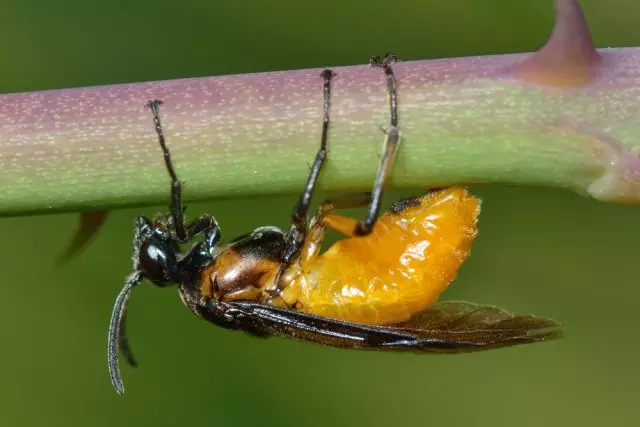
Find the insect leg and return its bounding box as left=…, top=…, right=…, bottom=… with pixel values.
left=184, top=215, right=220, bottom=250
left=354, top=52, right=401, bottom=236
left=308, top=193, right=370, bottom=237
left=286, top=53, right=400, bottom=240
left=146, top=100, right=221, bottom=250
left=290, top=69, right=335, bottom=235
left=291, top=193, right=370, bottom=270
left=271, top=69, right=335, bottom=293
left=146, top=100, right=187, bottom=239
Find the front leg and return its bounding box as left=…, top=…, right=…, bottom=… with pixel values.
left=146, top=100, right=222, bottom=252
left=185, top=214, right=221, bottom=252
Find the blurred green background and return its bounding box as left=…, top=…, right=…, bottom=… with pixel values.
left=1, top=0, right=639, bottom=426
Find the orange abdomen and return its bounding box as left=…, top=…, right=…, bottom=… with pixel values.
left=291, top=187, right=480, bottom=325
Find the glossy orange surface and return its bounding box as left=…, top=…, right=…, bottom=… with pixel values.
left=281, top=187, right=480, bottom=324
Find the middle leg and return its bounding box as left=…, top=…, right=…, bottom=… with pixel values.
left=271, top=69, right=336, bottom=293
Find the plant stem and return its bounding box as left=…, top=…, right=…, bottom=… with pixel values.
left=1, top=0, right=639, bottom=216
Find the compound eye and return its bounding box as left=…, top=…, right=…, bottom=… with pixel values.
left=139, top=240, right=177, bottom=285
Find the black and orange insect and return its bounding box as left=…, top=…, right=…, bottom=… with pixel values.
left=108, top=53, right=561, bottom=394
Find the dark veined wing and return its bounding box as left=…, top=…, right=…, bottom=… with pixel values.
left=225, top=300, right=562, bottom=353
left=392, top=301, right=563, bottom=352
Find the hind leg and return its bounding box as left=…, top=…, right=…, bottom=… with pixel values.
left=297, top=52, right=403, bottom=240
left=294, top=193, right=373, bottom=271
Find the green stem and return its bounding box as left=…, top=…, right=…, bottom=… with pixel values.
left=2, top=31, right=640, bottom=214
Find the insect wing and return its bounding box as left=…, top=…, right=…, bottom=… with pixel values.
left=392, top=300, right=562, bottom=352
left=225, top=300, right=562, bottom=353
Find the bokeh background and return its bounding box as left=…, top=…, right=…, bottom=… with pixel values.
left=1, top=0, right=639, bottom=426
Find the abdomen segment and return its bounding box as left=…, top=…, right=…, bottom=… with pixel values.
left=290, top=187, right=480, bottom=325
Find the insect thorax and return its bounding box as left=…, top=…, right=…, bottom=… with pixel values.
left=195, top=226, right=286, bottom=302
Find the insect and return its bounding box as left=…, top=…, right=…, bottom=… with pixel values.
left=108, top=53, right=562, bottom=394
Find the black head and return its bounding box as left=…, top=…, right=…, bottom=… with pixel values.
left=107, top=215, right=216, bottom=394
left=107, top=216, right=180, bottom=394
left=135, top=216, right=181, bottom=286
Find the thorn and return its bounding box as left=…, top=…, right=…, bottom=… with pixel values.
left=508, top=0, right=602, bottom=86
left=57, top=210, right=109, bottom=264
